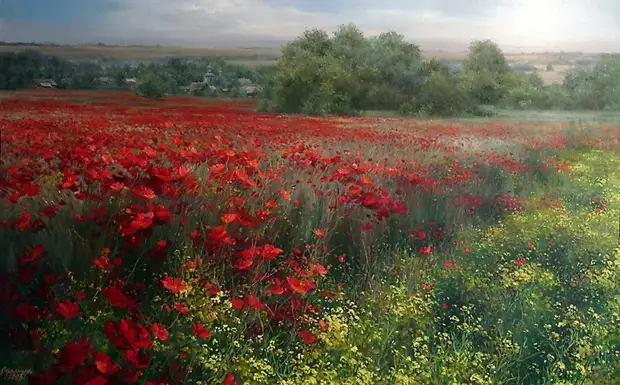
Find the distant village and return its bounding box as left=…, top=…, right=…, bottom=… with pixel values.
left=10, top=52, right=270, bottom=97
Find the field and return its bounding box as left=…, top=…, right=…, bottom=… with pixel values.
left=1, top=90, right=619, bottom=385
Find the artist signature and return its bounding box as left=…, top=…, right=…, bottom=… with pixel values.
left=0, top=367, right=32, bottom=381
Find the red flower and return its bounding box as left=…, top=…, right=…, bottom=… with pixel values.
left=119, top=319, right=152, bottom=350
left=58, top=338, right=92, bottom=371
left=174, top=303, right=188, bottom=315
left=93, top=351, right=121, bottom=376
left=318, top=320, right=329, bottom=331
left=312, top=229, right=326, bottom=238
left=246, top=294, right=265, bottom=310
left=85, top=377, right=108, bottom=385
left=280, top=189, right=291, bottom=201
left=418, top=245, right=433, bottom=255
left=56, top=300, right=81, bottom=319
left=161, top=276, right=186, bottom=294
left=514, top=256, right=527, bottom=267
left=269, top=284, right=284, bottom=295
left=286, top=276, right=315, bottom=295
left=123, top=348, right=151, bottom=369
left=231, top=298, right=245, bottom=310
left=261, top=244, right=284, bottom=260
left=297, top=329, right=318, bottom=344
left=221, top=213, right=237, bottom=224
left=150, top=323, right=169, bottom=342
left=94, top=256, right=112, bottom=270
left=103, top=287, right=136, bottom=309
left=224, top=373, right=239, bottom=385
left=131, top=186, right=156, bottom=200
left=191, top=323, right=211, bottom=339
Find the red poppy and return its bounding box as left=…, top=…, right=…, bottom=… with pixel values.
left=56, top=300, right=81, bottom=319
left=297, top=329, right=318, bottom=344
left=192, top=322, right=211, bottom=339
left=103, top=287, right=136, bottom=309
left=286, top=276, right=315, bottom=295
left=261, top=244, right=284, bottom=260
left=224, top=373, right=239, bottom=385
left=269, top=284, right=284, bottom=295
left=280, top=189, right=291, bottom=201
left=161, top=276, right=186, bottom=294
left=93, top=351, right=121, bottom=376
left=131, top=186, right=156, bottom=200
left=246, top=294, right=265, bottom=310
left=231, top=298, right=245, bottom=310
left=318, top=320, right=329, bottom=331
left=312, top=229, right=326, bottom=238
left=221, top=213, right=237, bottom=224
left=150, top=323, right=169, bottom=342
left=174, top=303, right=188, bottom=315
left=85, top=376, right=108, bottom=385
left=58, top=338, right=92, bottom=371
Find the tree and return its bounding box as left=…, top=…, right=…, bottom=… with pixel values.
left=402, top=61, right=471, bottom=116
left=133, top=72, right=167, bottom=99
left=264, top=24, right=425, bottom=114
left=465, top=40, right=510, bottom=104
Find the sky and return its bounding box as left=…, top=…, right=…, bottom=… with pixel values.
left=1, top=0, right=620, bottom=52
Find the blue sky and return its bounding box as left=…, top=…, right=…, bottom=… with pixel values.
left=1, top=0, right=620, bottom=51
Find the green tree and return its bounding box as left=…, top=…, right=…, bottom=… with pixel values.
left=465, top=40, right=510, bottom=104
left=133, top=72, right=167, bottom=99
left=264, top=24, right=425, bottom=114
left=402, top=61, right=470, bottom=116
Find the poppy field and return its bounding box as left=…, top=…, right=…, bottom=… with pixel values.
left=1, top=91, right=619, bottom=385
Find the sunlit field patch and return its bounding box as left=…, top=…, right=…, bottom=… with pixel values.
left=0, top=92, right=619, bottom=385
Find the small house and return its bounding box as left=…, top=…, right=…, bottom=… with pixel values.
left=33, top=79, right=57, bottom=89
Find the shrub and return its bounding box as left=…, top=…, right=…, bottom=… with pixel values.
left=132, top=72, right=167, bottom=99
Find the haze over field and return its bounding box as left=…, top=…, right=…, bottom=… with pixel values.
left=1, top=0, right=620, bottom=52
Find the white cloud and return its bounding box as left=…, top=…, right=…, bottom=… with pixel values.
left=98, top=0, right=333, bottom=44
left=2, top=0, right=620, bottom=51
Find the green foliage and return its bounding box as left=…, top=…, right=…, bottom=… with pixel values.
left=561, top=55, right=620, bottom=110
left=464, top=40, right=511, bottom=104
left=402, top=65, right=471, bottom=116
left=264, top=24, right=426, bottom=115
left=132, top=72, right=167, bottom=99
left=500, top=72, right=569, bottom=110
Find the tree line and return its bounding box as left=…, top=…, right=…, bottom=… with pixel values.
left=260, top=24, right=620, bottom=116
left=4, top=25, right=620, bottom=116
left=0, top=49, right=273, bottom=97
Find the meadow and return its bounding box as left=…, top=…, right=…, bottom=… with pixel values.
left=0, top=91, right=619, bottom=385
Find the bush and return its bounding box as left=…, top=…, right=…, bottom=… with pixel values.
left=264, top=24, right=425, bottom=115
left=132, top=72, right=167, bottom=99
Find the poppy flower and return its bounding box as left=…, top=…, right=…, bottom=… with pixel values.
left=56, top=300, right=81, bottom=319
left=150, top=323, right=169, bottom=342
left=312, top=229, right=326, bottom=238
left=93, top=351, right=121, bottom=376
left=191, top=323, right=211, bottom=339
left=103, top=287, right=136, bottom=309
left=161, top=276, right=186, bottom=294
left=246, top=294, right=265, bottom=310
left=224, top=373, right=239, bottom=385
left=131, top=186, right=156, bottom=200
left=297, top=329, right=318, bottom=344
left=58, top=338, right=92, bottom=371
left=231, top=298, right=245, bottom=310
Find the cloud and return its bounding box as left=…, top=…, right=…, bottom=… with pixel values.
left=1, top=0, right=620, bottom=51
left=94, top=0, right=506, bottom=47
